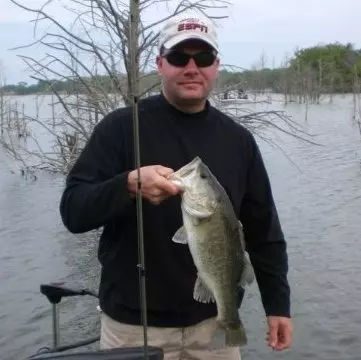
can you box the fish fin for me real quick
[238,221,246,249]
[209,322,248,350]
[236,221,255,287]
[209,326,226,350]
[193,275,215,303]
[239,253,255,287]
[172,226,188,244]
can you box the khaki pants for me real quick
[100,312,242,360]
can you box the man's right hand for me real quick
[127,165,182,205]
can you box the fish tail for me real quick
[209,321,248,350]
[226,324,248,347]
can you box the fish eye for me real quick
[200,173,207,179]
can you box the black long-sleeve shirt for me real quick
[59,94,291,327]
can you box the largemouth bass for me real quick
[169,156,255,349]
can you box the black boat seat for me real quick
[28,347,164,360]
[40,283,98,304]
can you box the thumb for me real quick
[156,176,180,195]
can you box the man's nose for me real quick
[184,58,199,71]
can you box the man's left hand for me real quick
[266,316,293,351]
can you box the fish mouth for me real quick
[183,200,213,219]
[170,157,202,178]
[169,177,185,191]
[168,157,202,190]
[168,175,214,219]
[182,191,215,219]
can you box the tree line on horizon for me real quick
[2,0,358,177]
[2,42,360,102]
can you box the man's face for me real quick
[156,40,219,105]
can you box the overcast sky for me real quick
[0,0,359,84]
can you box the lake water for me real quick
[1,94,361,360]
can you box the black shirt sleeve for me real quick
[59,112,134,234]
[239,132,291,318]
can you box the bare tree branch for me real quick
[1,0,318,177]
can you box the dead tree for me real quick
[0,62,7,136]
[2,0,229,174]
[351,64,361,139]
[1,0,319,175]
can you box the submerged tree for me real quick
[1,0,229,173]
[285,42,361,104]
[0,62,5,136]
[1,0,317,175]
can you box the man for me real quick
[59,13,293,360]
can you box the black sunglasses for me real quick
[161,49,217,68]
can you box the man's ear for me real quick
[156,55,162,72]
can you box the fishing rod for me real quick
[129,0,149,360]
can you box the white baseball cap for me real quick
[158,14,219,52]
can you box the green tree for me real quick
[289,42,361,101]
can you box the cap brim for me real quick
[162,33,218,52]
